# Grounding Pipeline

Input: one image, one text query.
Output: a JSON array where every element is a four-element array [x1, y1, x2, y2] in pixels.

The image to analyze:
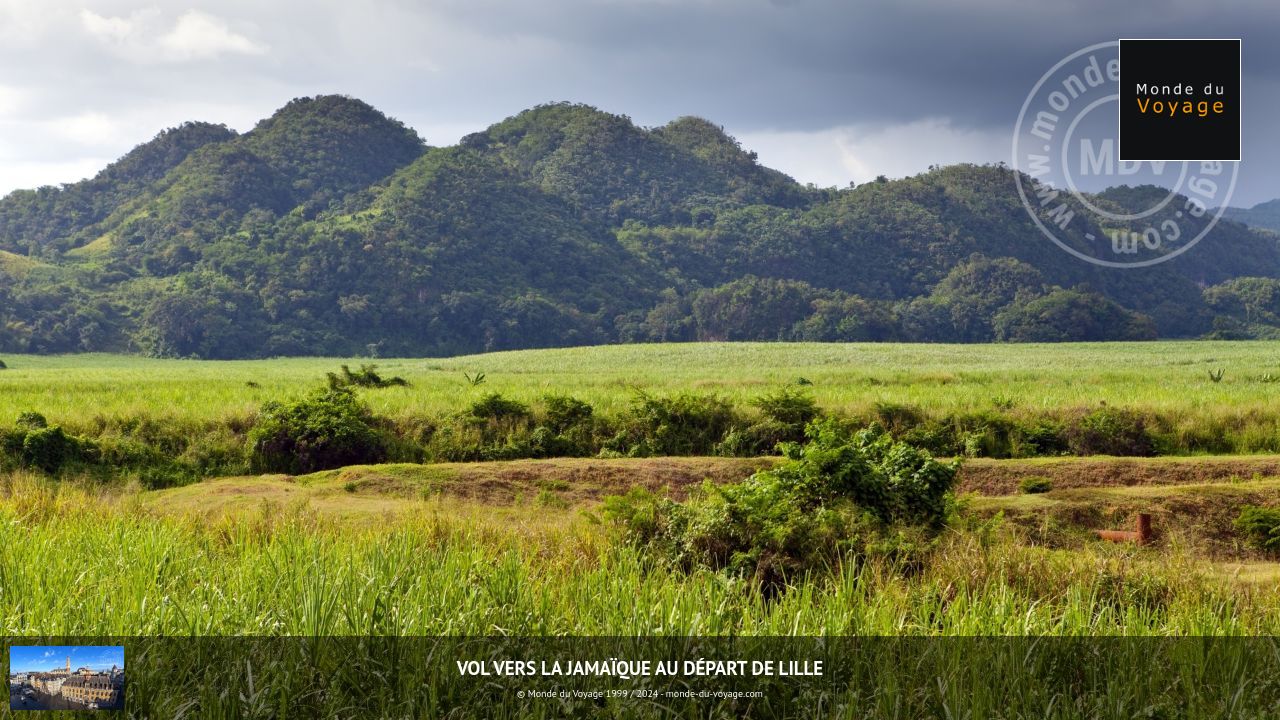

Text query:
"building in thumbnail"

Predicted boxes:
[[29, 673, 66, 695], [61, 674, 121, 706], [12, 650, 124, 709]]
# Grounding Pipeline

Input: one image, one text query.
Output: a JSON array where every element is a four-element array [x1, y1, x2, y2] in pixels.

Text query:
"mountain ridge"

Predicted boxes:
[[1222, 198, 1280, 234], [1, 95, 1278, 357]]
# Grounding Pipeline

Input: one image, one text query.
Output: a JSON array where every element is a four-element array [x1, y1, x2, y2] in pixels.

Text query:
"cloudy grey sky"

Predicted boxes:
[[1, 0, 1277, 205]]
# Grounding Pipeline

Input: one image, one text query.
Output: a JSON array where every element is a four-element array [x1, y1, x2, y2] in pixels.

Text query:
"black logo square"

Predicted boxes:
[[1119, 39, 1240, 161]]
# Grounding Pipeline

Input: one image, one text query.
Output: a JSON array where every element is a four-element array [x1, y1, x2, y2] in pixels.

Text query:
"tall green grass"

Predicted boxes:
[[6, 343, 1280, 464], [2, 474, 1276, 637], [2, 341, 1280, 425]]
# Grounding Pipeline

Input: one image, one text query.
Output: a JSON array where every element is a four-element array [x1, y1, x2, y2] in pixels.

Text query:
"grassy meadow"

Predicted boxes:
[[2, 470, 1278, 638], [2, 342, 1280, 644], [8, 470, 1279, 717], [4, 341, 1280, 428]]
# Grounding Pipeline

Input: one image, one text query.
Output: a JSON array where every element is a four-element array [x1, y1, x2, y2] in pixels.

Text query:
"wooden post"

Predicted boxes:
[[1135, 513, 1152, 545]]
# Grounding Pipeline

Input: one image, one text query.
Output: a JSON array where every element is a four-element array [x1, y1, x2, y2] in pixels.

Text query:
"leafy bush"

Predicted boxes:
[[16, 411, 48, 430], [249, 389, 390, 474], [719, 388, 821, 456], [94, 437, 204, 489], [872, 402, 925, 434], [1234, 506, 1280, 555], [542, 395, 594, 434], [604, 420, 959, 592], [0, 412, 96, 474], [1019, 476, 1053, 494], [0, 359, 7, 369], [423, 394, 538, 462], [752, 387, 819, 428], [607, 392, 739, 457], [1064, 406, 1155, 456], [326, 364, 408, 390], [468, 393, 531, 422], [1017, 418, 1067, 456], [0, 427, 23, 462], [716, 420, 796, 457], [22, 426, 73, 473]]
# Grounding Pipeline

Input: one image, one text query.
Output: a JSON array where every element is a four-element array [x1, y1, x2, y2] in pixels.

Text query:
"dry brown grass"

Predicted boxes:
[[969, 477, 1280, 561], [958, 455, 1280, 494]]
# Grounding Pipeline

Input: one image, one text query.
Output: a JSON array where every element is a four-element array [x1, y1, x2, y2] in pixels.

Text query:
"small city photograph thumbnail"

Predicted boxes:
[[8, 645, 125, 711]]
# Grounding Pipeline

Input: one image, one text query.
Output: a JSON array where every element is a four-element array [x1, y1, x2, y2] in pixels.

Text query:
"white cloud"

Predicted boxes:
[[0, 85, 30, 118], [79, 8, 138, 43], [50, 112, 122, 146], [159, 10, 267, 61], [736, 118, 1011, 188], [78, 8, 266, 63], [0, 157, 107, 192], [0, 0, 63, 47]]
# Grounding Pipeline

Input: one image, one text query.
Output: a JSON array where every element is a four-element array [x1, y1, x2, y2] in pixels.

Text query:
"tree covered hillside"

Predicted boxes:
[[1, 96, 1278, 357], [1223, 199, 1280, 234]]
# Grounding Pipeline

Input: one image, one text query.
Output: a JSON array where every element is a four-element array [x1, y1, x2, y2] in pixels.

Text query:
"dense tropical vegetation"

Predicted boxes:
[[3, 95, 1280, 357]]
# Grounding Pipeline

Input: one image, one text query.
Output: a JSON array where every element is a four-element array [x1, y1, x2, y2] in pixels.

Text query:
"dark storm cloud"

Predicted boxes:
[[0, 0, 1276, 203], [406, 0, 1280, 130]]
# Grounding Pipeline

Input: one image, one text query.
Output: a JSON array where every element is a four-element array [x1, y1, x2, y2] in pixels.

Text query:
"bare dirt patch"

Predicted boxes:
[[958, 456, 1280, 495], [420, 456, 778, 504]]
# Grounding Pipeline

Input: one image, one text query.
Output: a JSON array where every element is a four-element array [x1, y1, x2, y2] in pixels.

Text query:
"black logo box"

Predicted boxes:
[[1119, 38, 1241, 162]]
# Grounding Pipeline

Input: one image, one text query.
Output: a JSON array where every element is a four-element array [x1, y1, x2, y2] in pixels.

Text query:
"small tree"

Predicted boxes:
[[326, 364, 408, 389], [249, 389, 389, 474], [605, 420, 959, 592]]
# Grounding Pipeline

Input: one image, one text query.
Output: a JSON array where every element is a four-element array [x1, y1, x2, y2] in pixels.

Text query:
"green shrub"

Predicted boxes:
[[16, 411, 48, 430], [872, 402, 925, 434], [425, 395, 598, 463], [604, 420, 959, 592], [1234, 506, 1280, 555], [93, 437, 201, 489], [1064, 406, 1155, 456], [0, 359, 7, 369], [1019, 476, 1053, 494], [542, 395, 593, 433], [326, 364, 408, 390], [422, 394, 541, 462], [21, 425, 94, 474], [717, 387, 822, 455], [1017, 418, 1067, 456], [249, 389, 390, 474], [0, 427, 23, 464], [716, 419, 796, 457], [499, 425, 573, 460], [607, 392, 740, 457], [752, 387, 819, 427], [900, 421, 960, 456], [949, 412, 1015, 458], [468, 393, 531, 422]]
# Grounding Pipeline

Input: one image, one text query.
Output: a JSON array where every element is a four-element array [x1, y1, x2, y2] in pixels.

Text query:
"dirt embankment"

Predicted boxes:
[[325, 456, 781, 505], [417, 454, 1280, 501], [957, 456, 1280, 495], [319, 454, 1280, 504]]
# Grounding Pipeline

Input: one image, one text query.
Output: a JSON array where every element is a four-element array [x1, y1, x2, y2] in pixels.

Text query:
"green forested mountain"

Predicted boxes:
[[1222, 199, 1280, 234], [1, 96, 1278, 357]]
